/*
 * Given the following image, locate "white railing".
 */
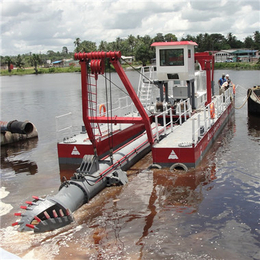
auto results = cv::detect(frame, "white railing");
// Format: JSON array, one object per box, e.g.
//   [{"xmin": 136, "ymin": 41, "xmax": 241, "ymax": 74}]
[
  {"xmin": 56, "ymin": 112, "xmax": 73, "ymax": 142},
  {"xmin": 56, "ymin": 95, "xmax": 138, "ymax": 142},
  {"xmin": 154, "ymin": 98, "xmax": 193, "ymax": 143},
  {"xmin": 100, "ymin": 96, "xmax": 135, "ymax": 118},
  {"xmin": 137, "ymin": 66, "xmax": 157, "ymax": 108},
  {"xmin": 175, "ymin": 98, "xmax": 192, "ymax": 125},
  {"xmin": 155, "ymin": 108, "xmax": 173, "ymax": 142},
  {"xmin": 192, "ymin": 87, "xmax": 233, "ymax": 144}
]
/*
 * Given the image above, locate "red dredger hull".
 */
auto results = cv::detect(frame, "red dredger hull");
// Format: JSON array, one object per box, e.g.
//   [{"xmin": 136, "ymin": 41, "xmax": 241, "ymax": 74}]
[
  {"xmin": 152, "ymin": 102, "xmax": 234, "ymax": 168},
  {"xmin": 58, "ymin": 124, "xmax": 145, "ymax": 165}
]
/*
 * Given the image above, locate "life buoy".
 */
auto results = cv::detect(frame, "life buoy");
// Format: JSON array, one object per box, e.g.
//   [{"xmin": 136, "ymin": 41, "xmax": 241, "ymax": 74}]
[
  {"xmin": 233, "ymin": 84, "xmax": 236, "ymax": 94},
  {"xmin": 210, "ymin": 102, "xmax": 215, "ymax": 119},
  {"xmin": 99, "ymin": 104, "xmax": 106, "ymax": 117},
  {"xmin": 169, "ymin": 163, "xmax": 188, "ymax": 172}
]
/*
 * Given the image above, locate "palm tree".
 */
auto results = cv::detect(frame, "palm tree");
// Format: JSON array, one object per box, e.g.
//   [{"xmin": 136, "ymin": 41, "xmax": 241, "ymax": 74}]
[
  {"xmin": 30, "ymin": 54, "xmax": 42, "ymax": 74},
  {"xmin": 5, "ymin": 56, "xmax": 13, "ymax": 72},
  {"xmin": 16, "ymin": 54, "xmax": 25, "ymax": 70},
  {"xmin": 74, "ymin": 38, "xmax": 81, "ymax": 52}
]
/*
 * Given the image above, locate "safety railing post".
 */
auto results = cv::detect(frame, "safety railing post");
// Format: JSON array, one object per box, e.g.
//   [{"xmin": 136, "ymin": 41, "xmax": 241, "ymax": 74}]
[
  {"xmin": 198, "ymin": 114, "xmax": 200, "ymax": 139},
  {"xmin": 179, "ymin": 103, "xmax": 182, "ymax": 125},
  {"xmin": 192, "ymin": 118, "xmax": 195, "ymax": 144},
  {"xmin": 204, "ymin": 107, "xmax": 207, "ymax": 131},
  {"xmin": 163, "ymin": 112, "xmax": 166, "ymax": 135},
  {"xmin": 170, "ymin": 108, "xmax": 173, "ymax": 132},
  {"xmin": 207, "ymin": 104, "xmax": 211, "ymax": 126},
  {"xmin": 155, "ymin": 116, "xmax": 159, "ymax": 142},
  {"xmin": 184, "ymin": 100, "xmax": 187, "ymax": 121}
]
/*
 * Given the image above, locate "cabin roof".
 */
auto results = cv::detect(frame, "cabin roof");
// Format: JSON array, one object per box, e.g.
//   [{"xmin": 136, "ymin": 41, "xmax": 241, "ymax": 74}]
[{"xmin": 151, "ymin": 41, "xmax": 198, "ymax": 47}]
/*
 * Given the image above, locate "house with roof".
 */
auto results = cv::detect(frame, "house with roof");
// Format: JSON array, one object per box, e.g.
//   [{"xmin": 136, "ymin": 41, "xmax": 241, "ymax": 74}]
[
  {"xmin": 214, "ymin": 50, "xmax": 236, "ymax": 62},
  {"xmin": 121, "ymin": 56, "xmax": 134, "ymax": 64},
  {"xmin": 52, "ymin": 60, "xmax": 64, "ymax": 67},
  {"xmin": 232, "ymin": 49, "xmax": 259, "ymax": 62},
  {"xmin": 215, "ymin": 49, "xmax": 259, "ymax": 62}
]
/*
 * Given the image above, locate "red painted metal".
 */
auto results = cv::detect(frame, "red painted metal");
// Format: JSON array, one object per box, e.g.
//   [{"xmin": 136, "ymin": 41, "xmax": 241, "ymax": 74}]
[
  {"xmin": 195, "ymin": 52, "xmax": 214, "ymax": 105},
  {"xmin": 110, "ymin": 58, "xmax": 153, "ymax": 145},
  {"xmin": 34, "ymin": 216, "xmax": 41, "ymax": 222},
  {"xmin": 74, "ymin": 51, "xmax": 154, "ymax": 154},
  {"xmin": 57, "ymin": 123, "xmax": 145, "ymax": 161},
  {"xmin": 89, "ymin": 116, "xmax": 144, "ymax": 124},
  {"xmin": 151, "ymin": 41, "xmax": 198, "ymax": 47},
  {"xmin": 74, "ymin": 51, "xmax": 121, "ymax": 61},
  {"xmin": 79, "ymin": 60, "xmax": 96, "ymax": 148},
  {"xmin": 152, "ymin": 102, "xmax": 233, "ymax": 167}
]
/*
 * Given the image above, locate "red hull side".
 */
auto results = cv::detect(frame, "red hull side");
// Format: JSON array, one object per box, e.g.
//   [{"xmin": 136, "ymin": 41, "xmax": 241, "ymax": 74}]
[
  {"xmin": 152, "ymin": 102, "xmax": 234, "ymax": 167},
  {"xmin": 58, "ymin": 124, "xmax": 145, "ymax": 165}
]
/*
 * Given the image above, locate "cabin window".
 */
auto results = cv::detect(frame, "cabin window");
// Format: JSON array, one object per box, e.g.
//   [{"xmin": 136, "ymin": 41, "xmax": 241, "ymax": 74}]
[
  {"xmin": 188, "ymin": 49, "xmax": 191, "ymax": 58},
  {"xmin": 159, "ymin": 49, "xmax": 184, "ymax": 66}
]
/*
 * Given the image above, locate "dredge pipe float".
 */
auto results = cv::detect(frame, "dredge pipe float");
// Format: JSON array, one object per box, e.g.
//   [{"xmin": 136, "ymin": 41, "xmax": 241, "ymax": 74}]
[
  {"xmin": 0, "ymin": 120, "xmax": 38, "ymax": 145},
  {"xmin": 0, "ymin": 120, "xmax": 34, "ymax": 134},
  {"xmin": 13, "ymin": 128, "xmax": 157, "ymax": 233}
]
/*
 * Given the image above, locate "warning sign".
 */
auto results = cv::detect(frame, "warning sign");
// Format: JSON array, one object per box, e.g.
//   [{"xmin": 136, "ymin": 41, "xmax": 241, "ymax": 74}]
[
  {"xmin": 71, "ymin": 146, "xmax": 80, "ymax": 155},
  {"xmin": 168, "ymin": 150, "xmax": 178, "ymax": 160}
]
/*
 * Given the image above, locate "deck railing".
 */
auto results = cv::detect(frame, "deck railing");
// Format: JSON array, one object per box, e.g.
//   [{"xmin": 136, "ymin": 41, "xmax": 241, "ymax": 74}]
[
  {"xmin": 56, "ymin": 112, "xmax": 73, "ymax": 142},
  {"xmin": 154, "ymin": 98, "xmax": 192, "ymax": 142},
  {"xmin": 175, "ymin": 98, "xmax": 192, "ymax": 125},
  {"xmin": 154, "ymin": 107, "xmax": 173, "ymax": 142},
  {"xmin": 56, "ymin": 96, "xmax": 137, "ymax": 142},
  {"xmin": 101, "ymin": 96, "xmax": 135, "ymax": 118},
  {"xmin": 192, "ymin": 87, "xmax": 233, "ymax": 144}
]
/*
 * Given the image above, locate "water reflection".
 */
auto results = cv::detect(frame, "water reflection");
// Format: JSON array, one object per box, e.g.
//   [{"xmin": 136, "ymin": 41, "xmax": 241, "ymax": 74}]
[
  {"xmin": 1, "ymin": 137, "xmax": 38, "ymax": 175},
  {"xmin": 63, "ymin": 159, "xmax": 218, "ymax": 259},
  {"xmin": 247, "ymin": 114, "xmax": 260, "ymax": 140}
]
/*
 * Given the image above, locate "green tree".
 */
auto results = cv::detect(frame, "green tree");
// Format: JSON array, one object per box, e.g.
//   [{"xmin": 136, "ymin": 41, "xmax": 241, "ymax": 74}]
[
  {"xmin": 244, "ymin": 36, "xmax": 254, "ymax": 49},
  {"xmin": 226, "ymin": 32, "xmax": 243, "ymax": 49},
  {"xmin": 30, "ymin": 54, "xmax": 42, "ymax": 74},
  {"xmin": 76, "ymin": 40, "xmax": 97, "ymax": 52},
  {"xmin": 98, "ymin": 40, "xmax": 109, "ymax": 51},
  {"xmin": 164, "ymin": 33, "xmax": 177, "ymax": 42},
  {"xmin": 135, "ymin": 43, "xmax": 153, "ymax": 66},
  {"xmin": 5, "ymin": 56, "xmax": 13, "ymax": 72},
  {"xmin": 153, "ymin": 33, "xmax": 165, "ymax": 42},
  {"xmin": 62, "ymin": 46, "xmax": 68, "ymax": 54},
  {"xmin": 15, "ymin": 54, "xmax": 25, "ymax": 69},
  {"xmin": 74, "ymin": 38, "xmax": 81, "ymax": 49},
  {"xmin": 253, "ymin": 31, "xmax": 260, "ymax": 50},
  {"xmin": 209, "ymin": 33, "xmax": 227, "ymax": 51},
  {"xmin": 127, "ymin": 34, "xmax": 136, "ymax": 56},
  {"xmin": 181, "ymin": 34, "xmax": 196, "ymax": 42}
]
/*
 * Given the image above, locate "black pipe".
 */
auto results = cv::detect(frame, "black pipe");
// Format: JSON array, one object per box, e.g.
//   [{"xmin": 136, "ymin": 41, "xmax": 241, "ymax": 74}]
[{"xmin": 0, "ymin": 120, "xmax": 34, "ymax": 134}]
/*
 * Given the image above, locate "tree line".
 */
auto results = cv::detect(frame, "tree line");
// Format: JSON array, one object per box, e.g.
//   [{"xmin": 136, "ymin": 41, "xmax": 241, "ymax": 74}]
[{"xmin": 1, "ymin": 31, "xmax": 259, "ymax": 71}]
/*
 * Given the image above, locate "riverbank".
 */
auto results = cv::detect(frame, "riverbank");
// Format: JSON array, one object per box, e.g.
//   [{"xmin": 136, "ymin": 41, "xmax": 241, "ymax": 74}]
[
  {"xmin": 0, "ymin": 66, "xmax": 81, "ymax": 76},
  {"xmin": 1, "ymin": 62, "xmax": 259, "ymax": 76}
]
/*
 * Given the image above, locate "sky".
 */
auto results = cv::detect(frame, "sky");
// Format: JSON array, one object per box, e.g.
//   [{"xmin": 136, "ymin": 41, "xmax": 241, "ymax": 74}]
[{"xmin": 0, "ymin": 0, "xmax": 259, "ymax": 56}]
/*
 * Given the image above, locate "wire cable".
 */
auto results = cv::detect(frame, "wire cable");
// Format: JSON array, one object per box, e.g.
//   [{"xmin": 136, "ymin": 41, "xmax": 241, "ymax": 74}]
[{"xmin": 120, "ymin": 57, "xmax": 154, "ymax": 84}]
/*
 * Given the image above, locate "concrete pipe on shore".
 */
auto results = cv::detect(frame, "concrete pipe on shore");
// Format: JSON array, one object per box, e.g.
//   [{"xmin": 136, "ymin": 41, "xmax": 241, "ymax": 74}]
[{"xmin": 0, "ymin": 120, "xmax": 38, "ymax": 145}]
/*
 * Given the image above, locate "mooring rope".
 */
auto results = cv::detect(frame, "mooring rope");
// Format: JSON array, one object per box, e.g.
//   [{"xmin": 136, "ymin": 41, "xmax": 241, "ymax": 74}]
[{"xmin": 235, "ymin": 88, "xmax": 252, "ymax": 109}]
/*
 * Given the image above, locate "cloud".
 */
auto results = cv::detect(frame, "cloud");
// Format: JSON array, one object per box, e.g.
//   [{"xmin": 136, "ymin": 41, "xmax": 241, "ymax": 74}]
[{"xmin": 0, "ymin": 0, "xmax": 259, "ymax": 56}]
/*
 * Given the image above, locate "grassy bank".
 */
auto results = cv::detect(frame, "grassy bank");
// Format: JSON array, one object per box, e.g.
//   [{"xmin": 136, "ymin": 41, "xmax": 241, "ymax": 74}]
[
  {"xmin": 1, "ymin": 62, "xmax": 260, "ymax": 76},
  {"xmin": 0, "ymin": 66, "xmax": 81, "ymax": 76}
]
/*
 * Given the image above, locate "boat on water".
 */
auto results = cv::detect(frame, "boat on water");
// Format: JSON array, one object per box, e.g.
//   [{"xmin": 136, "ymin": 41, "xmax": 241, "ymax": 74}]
[
  {"xmin": 12, "ymin": 41, "xmax": 236, "ymax": 233},
  {"xmin": 247, "ymin": 86, "xmax": 260, "ymax": 116},
  {"xmin": 57, "ymin": 41, "xmax": 235, "ymax": 170}
]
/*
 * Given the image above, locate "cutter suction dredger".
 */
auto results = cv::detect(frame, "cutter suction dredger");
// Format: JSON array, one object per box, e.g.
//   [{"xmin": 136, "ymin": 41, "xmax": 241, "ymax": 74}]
[
  {"xmin": 13, "ymin": 51, "xmax": 158, "ymax": 233},
  {"xmin": 13, "ymin": 129, "xmax": 155, "ymax": 232}
]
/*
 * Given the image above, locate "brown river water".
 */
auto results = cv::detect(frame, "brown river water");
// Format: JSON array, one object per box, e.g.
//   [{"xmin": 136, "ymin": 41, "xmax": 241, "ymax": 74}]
[{"xmin": 0, "ymin": 70, "xmax": 260, "ymax": 259}]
